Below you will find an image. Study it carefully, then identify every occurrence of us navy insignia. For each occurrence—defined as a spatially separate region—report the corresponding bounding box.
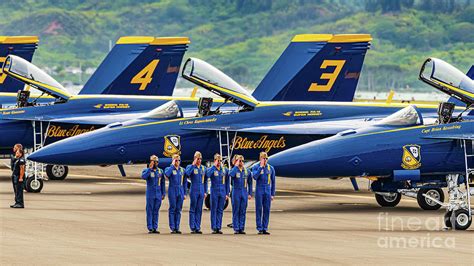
[163,135,181,157]
[401,145,421,169]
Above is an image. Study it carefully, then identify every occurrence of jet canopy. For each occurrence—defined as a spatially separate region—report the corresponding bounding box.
[3,55,70,101]
[376,105,423,126]
[182,57,257,109]
[420,57,474,106]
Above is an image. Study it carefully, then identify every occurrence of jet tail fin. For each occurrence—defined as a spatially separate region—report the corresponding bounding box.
[0,36,38,93]
[79,36,190,96]
[252,34,371,102]
[466,65,474,80]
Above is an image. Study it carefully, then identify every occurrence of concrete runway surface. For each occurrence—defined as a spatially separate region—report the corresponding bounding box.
[0,164,473,264]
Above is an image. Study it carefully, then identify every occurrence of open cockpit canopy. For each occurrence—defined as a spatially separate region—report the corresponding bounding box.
[420,57,474,106]
[182,57,257,109]
[3,55,70,101]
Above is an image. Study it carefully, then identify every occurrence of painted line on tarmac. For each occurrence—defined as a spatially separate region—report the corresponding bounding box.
[42,192,92,195]
[276,189,417,202]
[277,189,375,200]
[94,182,146,187]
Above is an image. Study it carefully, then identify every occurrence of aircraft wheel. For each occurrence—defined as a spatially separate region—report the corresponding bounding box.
[46,165,68,180]
[26,176,43,193]
[453,209,472,230]
[417,188,444,210]
[204,194,229,210]
[375,192,401,207]
[205,194,210,209]
[444,211,452,228]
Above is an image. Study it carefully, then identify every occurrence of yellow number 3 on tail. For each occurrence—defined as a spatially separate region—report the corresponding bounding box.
[131,59,160,90]
[308,60,345,92]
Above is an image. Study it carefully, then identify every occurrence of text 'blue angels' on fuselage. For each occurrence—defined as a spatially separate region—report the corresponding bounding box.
[28,56,452,167]
[0,34,373,156]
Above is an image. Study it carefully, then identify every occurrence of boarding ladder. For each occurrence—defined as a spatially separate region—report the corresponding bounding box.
[26,121,49,181]
[461,139,473,213]
[217,130,237,168]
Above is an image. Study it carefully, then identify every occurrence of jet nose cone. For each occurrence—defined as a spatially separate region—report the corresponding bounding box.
[27,142,75,165]
[268,145,322,177]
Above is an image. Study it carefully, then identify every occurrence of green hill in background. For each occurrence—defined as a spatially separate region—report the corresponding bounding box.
[0,0,473,92]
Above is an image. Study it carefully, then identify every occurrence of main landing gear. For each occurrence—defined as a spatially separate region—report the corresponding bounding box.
[373,188,444,210]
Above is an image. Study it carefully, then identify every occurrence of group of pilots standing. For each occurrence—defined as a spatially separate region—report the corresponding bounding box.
[141,151,276,235]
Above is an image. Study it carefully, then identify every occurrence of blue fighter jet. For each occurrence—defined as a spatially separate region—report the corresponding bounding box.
[28,55,451,172]
[268,58,474,227]
[0,36,190,184]
[2,34,374,190]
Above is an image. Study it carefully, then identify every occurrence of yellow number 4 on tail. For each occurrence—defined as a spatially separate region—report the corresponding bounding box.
[131,59,160,91]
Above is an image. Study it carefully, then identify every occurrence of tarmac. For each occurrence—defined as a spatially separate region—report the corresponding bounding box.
[1,164,473,264]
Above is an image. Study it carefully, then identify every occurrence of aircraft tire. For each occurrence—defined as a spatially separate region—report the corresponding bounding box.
[444,211,452,228]
[46,165,68,180]
[453,209,472,230]
[204,193,229,210]
[417,188,444,210]
[375,192,401,207]
[25,176,43,193]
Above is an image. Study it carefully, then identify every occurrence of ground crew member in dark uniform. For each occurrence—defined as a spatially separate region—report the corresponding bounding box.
[165,154,186,234]
[185,151,206,234]
[10,143,25,208]
[205,153,230,234]
[141,155,165,234]
[251,151,276,235]
[229,155,252,234]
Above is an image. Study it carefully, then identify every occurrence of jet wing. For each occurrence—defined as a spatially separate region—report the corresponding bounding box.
[185,118,379,135]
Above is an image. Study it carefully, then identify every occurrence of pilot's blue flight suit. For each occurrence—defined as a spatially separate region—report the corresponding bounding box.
[185,164,206,232]
[165,165,186,232]
[205,165,230,232]
[251,164,276,232]
[229,166,252,233]
[142,167,166,231]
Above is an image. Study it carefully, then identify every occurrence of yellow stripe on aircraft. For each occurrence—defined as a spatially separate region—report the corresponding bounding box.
[116,36,190,45]
[0,36,39,44]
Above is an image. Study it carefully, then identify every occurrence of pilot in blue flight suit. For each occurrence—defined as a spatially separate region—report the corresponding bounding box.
[229,155,253,234]
[251,151,276,235]
[185,151,206,234]
[165,154,187,234]
[205,153,230,234]
[141,155,166,234]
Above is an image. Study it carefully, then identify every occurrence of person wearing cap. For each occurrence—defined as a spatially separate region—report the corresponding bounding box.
[251,151,276,235]
[10,144,26,208]
[165,154,187,234]
[229,155,252,234]
[185,151,206,234]
[205,153,230,234]
[141,155,166,234]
